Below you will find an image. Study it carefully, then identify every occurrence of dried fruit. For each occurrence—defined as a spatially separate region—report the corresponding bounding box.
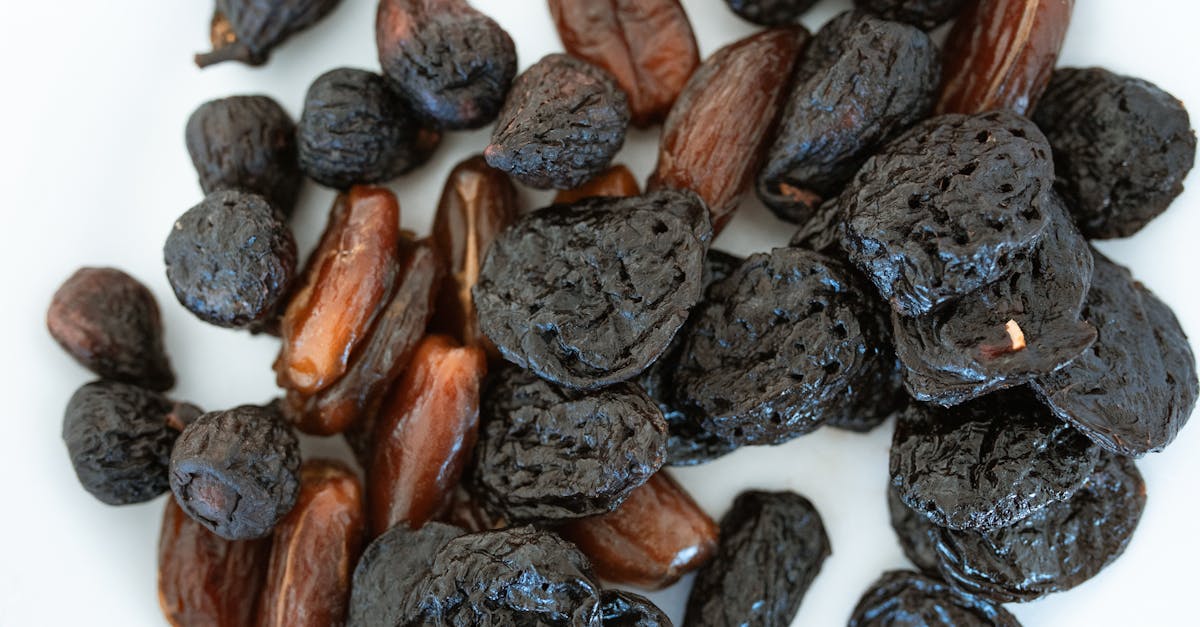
[887,486,941,576]
[853,0,968,29]
[437,485,506,533]
[600,590,673,627]
[347,522,464,627]
[724,0,818,26]
[848,570,1021,627]
[549,0,700,127]
[554,164,641,205]
[196,0,343,68]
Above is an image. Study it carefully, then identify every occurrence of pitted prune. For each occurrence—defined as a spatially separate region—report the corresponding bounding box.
[601,590,673,627]
[169,405,301,540]
[471,366,668,523]
[841,111,1054,317]
[724,0,818,26]
[848,571,1022,627]
[164,190,297,329]
[1033,67,1197,239]
[376,0,517,130]
[347,522,465,627]
[196,0,342,68]
[853,0,967,29]
[554,164,641,205]
[684,491,830,627]
[887,486,941,576]
[486,54,630,190]
[1032,252,1199,457]
[758,11,939,224]
[891,388,1100,531]
[474,190,710,390]
[185,95,301,215]
[47,267,174,391]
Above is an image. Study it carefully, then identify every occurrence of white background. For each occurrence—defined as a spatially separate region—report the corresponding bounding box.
[0,0,1197,625]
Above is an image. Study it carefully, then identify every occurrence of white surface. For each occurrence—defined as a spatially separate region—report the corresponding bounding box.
[1,0,1198,624]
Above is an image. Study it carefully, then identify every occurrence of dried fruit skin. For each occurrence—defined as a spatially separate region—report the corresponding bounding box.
[559,472,718,590]
[197,0,342,68]
[1033,67,1197,239]
[650,27,807,233]
[724,0,818,26]
[185,95,301,215]
[376,0,517,130]
[346,522,465,627]
[600,590,673,627]
[169,405,301,540]
[474,190,711,390]
[554,164,641,205]
[164,190,297,329]
[437,485,507,533]
[847,570,1022,627]
[47,267,174,391]
[684,491,830,627]
[853,0,967,29]
[549,0,700,127]
[936,0,1074,115]
[486,54,630,190]
[887,487,941,576]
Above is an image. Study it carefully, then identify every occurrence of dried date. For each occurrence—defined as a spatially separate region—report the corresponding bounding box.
[554,164,641,205]
[848,570,1022,627]
[853,0,968,29]
[346,522,464,627]
[196,0,342,68]
[724,0,818,26]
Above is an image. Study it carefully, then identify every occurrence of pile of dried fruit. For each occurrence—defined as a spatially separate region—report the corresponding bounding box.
[48,0,1198,625]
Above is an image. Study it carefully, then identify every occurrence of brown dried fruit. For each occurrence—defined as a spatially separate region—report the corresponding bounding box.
[196,0,343,68]
[553,164,641,205]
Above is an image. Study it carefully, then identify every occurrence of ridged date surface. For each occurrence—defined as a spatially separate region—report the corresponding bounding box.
[554,164,641,205]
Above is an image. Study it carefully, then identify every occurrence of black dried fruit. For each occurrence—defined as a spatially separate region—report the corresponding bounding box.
[887,486,941,576]
[376,0,517,130]
[853,0,968,29]
[788,198,845,256]
[185,95,301,215]
[1032,252,1199,456]
[164,190,297,329]
[471,366,668,523]
[474,190,711,390]
[298,67,440,190]
[485,53,630,190]
[758,11,939,224]
[725,0,818,26]
[684,491,830,627]
[891,388,1099,531]
[169,405,301,540]
[841,110,1054,317]
[47,267,174,391]
[1033,67,1197,239]
[197,0,342,68]
[601,590,673,627]
[347,522,464,627]
[848,570,1022,627]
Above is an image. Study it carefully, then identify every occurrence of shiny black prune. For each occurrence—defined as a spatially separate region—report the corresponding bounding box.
[684,491,830,627]
[197,0,342,68]
[1033,67,1196,239]
[848,571,1022,627]
[474,190,710,390]
[852,0,967,30]
[1032,252,1199,456]
[169,405,301,540]
[841,111,1054,317]
[485,54,630,190]
[724,0,818,25]
[297,68,440,189]
[185,95,301,215]
[758,11,939,223]
[164,190,297,329]
[347,522,464,627]
[887,486,941,576]
[471,367,667,523]
[601,590,673,627]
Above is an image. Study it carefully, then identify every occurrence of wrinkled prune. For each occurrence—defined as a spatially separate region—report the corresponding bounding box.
[550,0,699,127]
[684,491,830,627]
[474,190,710,390]
[169,405,301,540]
[848,570,1022,627]
[196,0,342,68]
[788,198,845,255]
[347,522,464,627]
[891,388,1100,531]
[1032,252,1199,456]
[486,54,630,189]
[471,367,667,523]
[853,0,967,29]
[758,11,939,224]
[377,0,517,130]
[47,267,174,391]
[841,111,1054,317]
[887,487,941,576]
[554,164,641,205]
[1033,67,1197,239]
[649,28,807,233]
[185,95,301,215]
[164,190,297,329]
[724,0,818,26]
[601,590,673,627]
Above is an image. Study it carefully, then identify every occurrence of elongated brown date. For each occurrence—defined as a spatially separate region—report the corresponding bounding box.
[553,164,640,205]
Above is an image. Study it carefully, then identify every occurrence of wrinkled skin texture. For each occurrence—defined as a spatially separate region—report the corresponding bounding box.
[684,491,830,627]
[164,190,297,328]
[475,190,710,390]
[554,164,641,205]
[841,111,1054,317]
[887,487,941,576]
[169,405,301,540]
[197,0,342,67]
[724,0,818,26]
[758,11,939,224]
[853,0,967,29]
[600,590,673,627]
[848,571,1022,627]
[788,197,845,255]
[47,267,174,391]
[890,389,1100,531]
[185,95,301,215]
[376,0,516,130]
[347,522,465,627]
[486,54,630,189]
[438,485,507,533]
[1033,67,1197,239]
[472,367,668,523]
[1032,252,1199,456]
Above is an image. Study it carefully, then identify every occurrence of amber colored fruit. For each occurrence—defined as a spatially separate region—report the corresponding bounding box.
[257,460,365,627]
[368,335,488,536]
[278,187,401,395]
[559,472,718,589]
[553,164,641,204]
[158,498,269,627]
[937,0,1074,115]
[549,0,700,127]
[648,27,808,233]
